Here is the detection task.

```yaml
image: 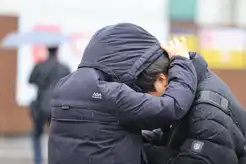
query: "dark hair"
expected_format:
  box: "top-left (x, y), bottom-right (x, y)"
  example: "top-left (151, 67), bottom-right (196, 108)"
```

top-left (48, 47), bottom-right (58, 57)
top-left (136, 54), bottom-right (170, 93)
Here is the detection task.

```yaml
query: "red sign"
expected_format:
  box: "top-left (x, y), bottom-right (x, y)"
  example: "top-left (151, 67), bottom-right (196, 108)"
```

top-left (32, 24), bottom-right (61, 63)
top-left (70, 32), bottom-right (92, 56)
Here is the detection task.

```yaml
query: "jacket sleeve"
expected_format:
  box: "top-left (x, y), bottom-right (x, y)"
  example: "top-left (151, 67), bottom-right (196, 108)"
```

top-left (101, 56), bottom-right (197, 130)
top-left (170, 104), bottom-right (240, 164)
top-left (170, 139), bottom-right (238, 164)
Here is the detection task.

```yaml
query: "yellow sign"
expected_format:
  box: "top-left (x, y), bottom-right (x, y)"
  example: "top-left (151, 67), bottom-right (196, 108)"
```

top-left (199, 28), bottom-right (246, 69)
top-left (200, 49), bottom-right (246, 69)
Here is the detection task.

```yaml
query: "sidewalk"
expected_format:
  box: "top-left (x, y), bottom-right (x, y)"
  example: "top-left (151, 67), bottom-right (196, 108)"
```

top-left (0, 135), bottom-right (48, 164)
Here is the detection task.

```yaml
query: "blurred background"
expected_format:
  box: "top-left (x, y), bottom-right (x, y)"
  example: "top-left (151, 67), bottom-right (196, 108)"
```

top-left (0, 0), bottom-right (246, 163)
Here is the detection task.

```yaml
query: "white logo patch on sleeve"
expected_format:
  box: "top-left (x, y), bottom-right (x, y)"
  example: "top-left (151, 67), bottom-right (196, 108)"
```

top-left (191, 140), bottom-right (204, 153)
top-left (92, 92), bottom-right (102, 99)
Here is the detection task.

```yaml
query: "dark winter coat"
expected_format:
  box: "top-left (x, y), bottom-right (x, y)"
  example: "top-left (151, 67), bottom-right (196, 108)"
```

top-left (29, 56), bottom-right (70, 119)
top-left (48, 23), bottom-right (197, 164)
top-left (143, 53), bottom-right (246, 164)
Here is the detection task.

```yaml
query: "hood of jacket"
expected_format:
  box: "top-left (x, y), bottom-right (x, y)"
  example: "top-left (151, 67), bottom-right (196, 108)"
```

top-left (78, 23), bottom-right (165, 91)
top-left (190, 52), bottom-right (208, 82)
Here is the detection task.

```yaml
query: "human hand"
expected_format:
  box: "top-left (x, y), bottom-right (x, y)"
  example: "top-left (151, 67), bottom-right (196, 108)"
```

top-left (161, 37), bottom-right (189, 59)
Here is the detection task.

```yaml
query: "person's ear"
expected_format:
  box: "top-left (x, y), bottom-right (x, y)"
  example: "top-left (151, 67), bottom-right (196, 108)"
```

top-left (157, 73), bottom-right (168, 87)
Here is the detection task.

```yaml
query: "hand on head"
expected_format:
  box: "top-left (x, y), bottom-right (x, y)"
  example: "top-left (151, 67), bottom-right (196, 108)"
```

top-left (161, 37), bottom-right (189, 59)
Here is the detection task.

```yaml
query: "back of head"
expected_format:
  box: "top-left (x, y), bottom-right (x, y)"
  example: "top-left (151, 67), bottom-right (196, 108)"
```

top-left (48, 46), bottom-right (58, 58)
top-left (136, 54), bottom-right (169, 93)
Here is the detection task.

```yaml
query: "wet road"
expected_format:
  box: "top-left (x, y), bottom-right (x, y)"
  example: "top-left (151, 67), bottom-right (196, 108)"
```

top-left (0, 135), bottom-right (48, 164)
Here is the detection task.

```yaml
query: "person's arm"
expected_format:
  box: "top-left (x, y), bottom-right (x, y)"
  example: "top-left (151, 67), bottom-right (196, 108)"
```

top-left (29, 65), bottom-right (40, 85)
top-left (170, 103), bottom-right (239, 164)
top-left (101, 56), bottom-right (197, 130)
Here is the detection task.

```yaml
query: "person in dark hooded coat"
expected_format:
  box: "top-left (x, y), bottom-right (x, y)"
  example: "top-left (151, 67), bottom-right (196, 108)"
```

top-left (142, 53), bottom-right (246, 164)
top-left (48, 23), bottom-right (198, 164)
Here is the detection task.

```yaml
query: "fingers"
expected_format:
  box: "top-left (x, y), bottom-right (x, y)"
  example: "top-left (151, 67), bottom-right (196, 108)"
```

top-left (173, 38), bottom-right (180, 46)
top-left (160, 37), bottom-right (189, 59)
top-left (161, 37), bottom-right (186, 49)
top-left (166, 37), bottom-right (183, 47)
top-left (162, 38), bottom-right (179, 51)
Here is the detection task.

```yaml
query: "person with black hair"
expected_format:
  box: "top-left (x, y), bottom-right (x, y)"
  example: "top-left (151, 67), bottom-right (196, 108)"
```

top-left (141, 52), bottom-right (246, 164)
top-left (48, 23), bottom-right (197, 164)
top-left (136, 54), bottom-right (169, 95)
top-left (29, 46), bottom-right (70, 164)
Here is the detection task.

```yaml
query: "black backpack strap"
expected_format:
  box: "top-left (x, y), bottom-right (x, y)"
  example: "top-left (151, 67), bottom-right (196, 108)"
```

top-left (194, 90), bottom-right (240, 128)
top-left (195, 90), bottom-right (245, 144)
top-left (195, 90), bottom-right (230, 115)
top-left (194, 90), bottom-right (246, 158)
top-left (194, 90), bottom-right (245, 134)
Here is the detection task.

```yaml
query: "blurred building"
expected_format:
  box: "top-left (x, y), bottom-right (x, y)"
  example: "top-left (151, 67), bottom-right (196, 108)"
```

top-left (0, 0), bottom-right (246, 134)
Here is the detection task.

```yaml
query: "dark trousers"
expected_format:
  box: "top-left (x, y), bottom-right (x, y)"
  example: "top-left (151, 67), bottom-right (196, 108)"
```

top-left (30, 100), bottom-right (51, 164)
top-left (32, 115), bottom-right (46, 164)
